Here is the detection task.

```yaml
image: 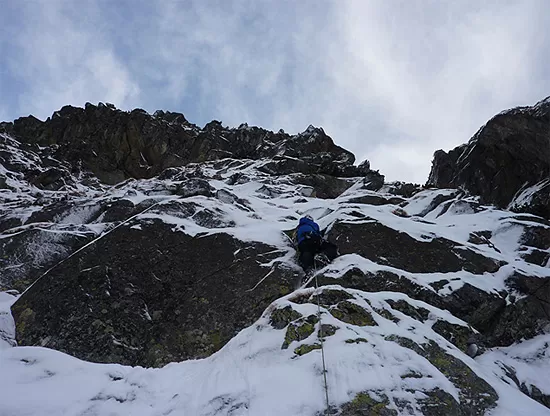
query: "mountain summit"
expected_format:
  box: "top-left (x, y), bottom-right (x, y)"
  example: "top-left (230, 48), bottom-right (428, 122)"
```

top-left (0, 99), bottom-right (549, 415)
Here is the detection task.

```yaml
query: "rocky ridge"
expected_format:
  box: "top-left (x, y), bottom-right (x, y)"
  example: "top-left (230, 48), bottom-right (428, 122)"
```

top-left (428, 96), bottom-right (550, 220)
top-left (0, 102), bottom-right (549, 415)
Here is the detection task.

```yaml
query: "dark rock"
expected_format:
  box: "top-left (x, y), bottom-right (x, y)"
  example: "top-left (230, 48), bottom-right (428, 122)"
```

top-left (344, 337), bottom-right (368, 344)
top-left (429, 280), bottom-right (450, 292)
top-left (340, 392), bottom-right (397, 416)
top-left (415, 190), bottom-right (461, 217)
top-left (175, 179), bottom-right (214, 198)
top-left (0, 227), bottom-right (95, 292)
top-left (442, 283), bottom-right (506, 335)
top-left (30, 168), bottom-right (67, 190)
top-left (510, 179), bottom-right (550, 219)
top-left (100, 199), bottom-right (139, 223)
top-left (347, 194), bottom-right (405, 206)
top-left (500, 363), bottom-right (550, 409)
top-left (258, 157), bottom-right (311, 176)
top-left (417, 388), bottom-right (461, 416)
top-left (269, 306), bottom-right (302, 330)
top-left (362, 171), bottom-right (385, 191)
top-left (318, 324), bottom-right (338, 338)
top-left (439, 199), bottom-right (483, 217)
top-left (441, 275), bottom-right (550, 348)
top-left (428, 97), bottom-right (550, 219)
top-left (316, 289), bottom-right (353, 306)
top-left (520, 225), bottom-right (550, 250)
top-left (357, 159), bottom-right (370, 170)
top-left (388, 337), bottom-right (498, 414)
top-left (225, 172), bottom-right (250, 186)
top-left (490, 273), bottom-right (550, 346)
top-left (386, 299), bottom-right (430, 322)
top-left (530, 385), bottom-right (550, 409)
top-left (316, 267), bottom-right (546, 349)
top-left (383, 182), bottom-right (422, 198)
top-left (330, 301), bottom-right (377, 326)
top-left (329, 221), bottom-right (502, 274)
top-left (431, 320), bottom-right (476, 351)
top-left (289, 173), bottom-right (353, 199)
top-left (0, 216), bottom-right (22, 233)
top-left (520, 249), bottom-right (550, 267)
top-left (468, 230), bottom-right (493, 244)
top-left (293, 343), bottom-right (321, 356)
top-left (315, 268), bottom-right (442, 308)
top-left (11, 220), bottom-right (295, 367)
top-left (282, 315), bottom-right (318, 349)
top-left (3, 104), bottom-right (362, 186)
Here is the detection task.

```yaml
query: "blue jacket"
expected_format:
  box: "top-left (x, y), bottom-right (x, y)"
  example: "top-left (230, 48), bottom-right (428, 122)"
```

top-left (296, 217), bottom-right (321, 245)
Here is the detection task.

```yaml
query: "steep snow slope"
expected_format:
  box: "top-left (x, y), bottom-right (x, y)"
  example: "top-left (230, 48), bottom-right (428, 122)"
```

top-left (1, 135), bottom-right (550, 415)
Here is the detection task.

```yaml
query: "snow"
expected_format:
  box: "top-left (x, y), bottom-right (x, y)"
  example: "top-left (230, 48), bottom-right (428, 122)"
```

top-left (2, 288), bottom-right (550, 415)
top-left (2, 137), bottom-right (550, 415)
top-left (509, 179), bottom-right (550, 210)
top-left (0, 292), bottom-right (17, 350)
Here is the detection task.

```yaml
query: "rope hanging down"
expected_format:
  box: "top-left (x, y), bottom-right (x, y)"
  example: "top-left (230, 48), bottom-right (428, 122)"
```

top-left (20, 201), bottom-right (162, 297)
top-left (313, 265), bottom-right (330, 413)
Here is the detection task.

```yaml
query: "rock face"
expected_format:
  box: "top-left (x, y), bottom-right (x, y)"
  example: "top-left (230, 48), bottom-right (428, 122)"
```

top-left (428, 97), bottom-right (550, 219)
top-left (12, 219), bottom-right (295, 366)
top-left (0, 103), bottom-right (369, 185)
top-left (329, 220), bottom-right (502, 274)
top-left (2, 101), bottom-right (550, 415)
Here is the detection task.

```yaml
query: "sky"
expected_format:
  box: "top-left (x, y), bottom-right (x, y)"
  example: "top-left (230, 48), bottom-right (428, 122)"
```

top-left (0, 0), bottom-right (549, 183)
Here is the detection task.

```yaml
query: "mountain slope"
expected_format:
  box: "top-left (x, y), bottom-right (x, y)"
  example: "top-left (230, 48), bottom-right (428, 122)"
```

top-left (1, 103), bottom-right (550, 415)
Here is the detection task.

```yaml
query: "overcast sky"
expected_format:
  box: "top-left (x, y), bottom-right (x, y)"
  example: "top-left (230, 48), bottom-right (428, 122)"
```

top-left (1, 0), bottom-right (549, 182)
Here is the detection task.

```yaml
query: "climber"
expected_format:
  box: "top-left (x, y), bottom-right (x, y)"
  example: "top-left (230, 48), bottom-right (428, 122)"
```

top-left (294, 215), bottom-right (339, 273)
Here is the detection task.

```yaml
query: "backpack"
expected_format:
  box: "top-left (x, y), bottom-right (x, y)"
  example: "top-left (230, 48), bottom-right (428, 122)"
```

top-left (296, 217), bottom-right (321, 245)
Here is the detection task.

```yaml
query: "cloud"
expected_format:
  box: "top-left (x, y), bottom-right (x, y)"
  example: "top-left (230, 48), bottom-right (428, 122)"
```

top-left (1, 0), bottom-right (549, 183)
top-left (3, 0), bottom-right (140, 119)
top-left (320, 0), bottom-right (549, 180)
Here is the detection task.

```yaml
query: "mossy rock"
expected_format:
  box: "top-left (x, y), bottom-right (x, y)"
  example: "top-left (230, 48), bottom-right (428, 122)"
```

top-left (330, 301), bottom-right (377, 326)
top-left (345, 338), bottom-right (368, 344)
top-left (386, 336), bottom-right (498, 414)
top-left (294, 343), bottom-right (321, 356)
top-left (288, 292), bottom-right (312, 304)
top-left (13, 306), bottom-right (35, 338)
top-left (278, 285), bottom-right (291, 296)
top-left (373, 307), bottom-right (400, 323)
top-left (316, 289), bottom-right (353, 307)
top-left (282, 315), bottom-right (319, 349)
top-left (431, 320), bottom-right (475, 351)
top-left (318, 324), bottom-right (338, 338)
top-left (386, 299), bottom-right (430, 322)
top-left (417, 387), bottom-right (461, 416)
top-left (340, 392), bottom-right (397, 416)
top-left (270, 306), bottom-right (302, 330)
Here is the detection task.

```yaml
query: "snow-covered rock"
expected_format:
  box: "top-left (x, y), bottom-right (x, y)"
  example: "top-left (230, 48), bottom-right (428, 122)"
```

top-left (1, 103), bottom-right (550, 415)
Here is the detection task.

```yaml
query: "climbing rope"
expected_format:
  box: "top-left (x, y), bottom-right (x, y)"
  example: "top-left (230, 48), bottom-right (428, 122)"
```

top-left (20, 201), bottom-right (162, 296)
top-left (313, 262), bottom-right (331, 414)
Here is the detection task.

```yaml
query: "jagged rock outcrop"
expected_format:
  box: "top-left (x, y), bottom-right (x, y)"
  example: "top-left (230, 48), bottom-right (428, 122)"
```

top-left (428, 97), bottom-right (550, 219)
top-left (0, 103), bottom-right (372, 185)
